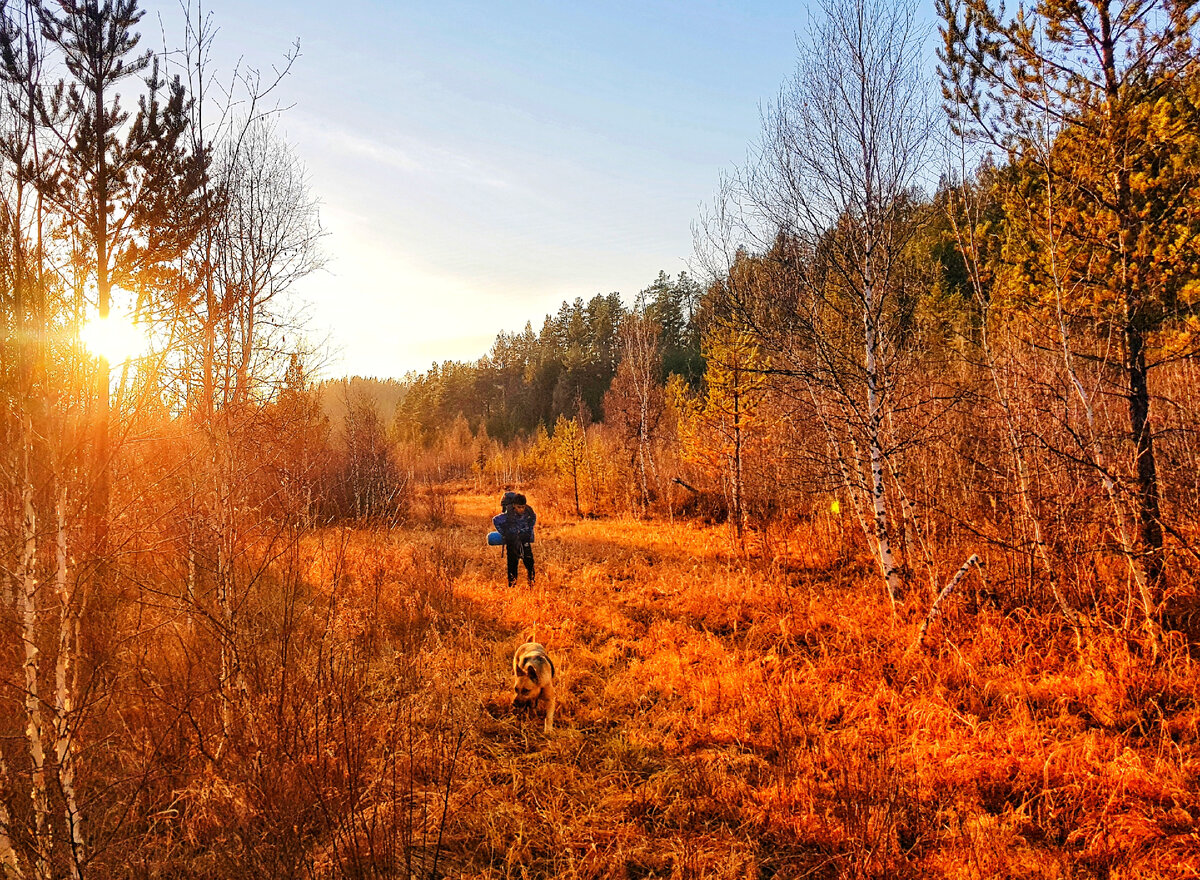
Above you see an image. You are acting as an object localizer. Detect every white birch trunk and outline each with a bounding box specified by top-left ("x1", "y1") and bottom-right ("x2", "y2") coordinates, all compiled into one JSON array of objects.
[
  {"x1": 634, "y1": 343, "x2": 651, "y2": 513},
  {"x1": 913, "y1": 554, "x2": 981, "y2": 650},
  {"x1": 216, "y1": 532, "x2": 232, "y2": 762},
  {"x1": 636, "y1": 398, "x2": 651, "y2": 514},
  {"x1": 53, "y1": 490, "x2": 85, "y2": 879},
  {"x1": 882, "y1": 442, "x2": 938, "y2": 596},
  {"x1": 864, "y1": 290, "x2": 900, "y2": 609},
  {"x1": 627, "y1": 319, "x2": 658, "y2": 515},
  {"x1": 19, "y1": 481, "x2": 50, "y2": 880},
  {"x1": 186, "y1": 526, "x2": 196, "y2": 627},
  {"x1": 584, "y1": 430, "x2": 599, "y2": 512},
  {"x1": 732, "y1": 384, "x2": 745, "y2": 541}
]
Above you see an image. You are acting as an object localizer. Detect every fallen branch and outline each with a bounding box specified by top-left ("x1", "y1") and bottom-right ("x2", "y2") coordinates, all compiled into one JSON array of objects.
[
  {"x1": 911, "y1": 554, "x2": 982, "y2": 652},
  {"x1": 671, "y1": 476, "x2": 700, "y2": 495}
]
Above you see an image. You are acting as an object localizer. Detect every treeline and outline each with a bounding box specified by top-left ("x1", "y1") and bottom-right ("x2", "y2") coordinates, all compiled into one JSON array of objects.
[{"x1": 392, "y1": 271, "x2": 704, "y2": 445}]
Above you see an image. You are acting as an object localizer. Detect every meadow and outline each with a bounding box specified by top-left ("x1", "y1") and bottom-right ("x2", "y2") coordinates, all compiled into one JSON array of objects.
[
  {"x1": 273, "y1": 488, "x2": 1200, "y2": 879},
  {"x1": 3, "y1": 0, "x2": 1200, "y2": 877}
]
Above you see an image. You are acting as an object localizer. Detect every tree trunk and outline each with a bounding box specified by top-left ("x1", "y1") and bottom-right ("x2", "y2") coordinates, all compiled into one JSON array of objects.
[
  {"x1": 20, "y1": 474, "x2": 50, "y2": 880},
  {"x1": 1098, "y1": 0, "x2": 1163, "y2": 599},
  {"x1": 53, "y1": 489, "x2": 84, "y2": 879},
  {"x1": 572, "y1": 460, "x2": 581, "y2": 518},
  {"x1": 94, "y1": 78, "x2": 112, "y2": 559},
  {"x1": 1127, "y1": 326, "x2": 1163, "y2": 586},
  {"x1": 732, "y1": 384, "x2": 744, "y2": 540},
  {"x1": 864, "y1": 290, "x2": 899, "y2": 608}
]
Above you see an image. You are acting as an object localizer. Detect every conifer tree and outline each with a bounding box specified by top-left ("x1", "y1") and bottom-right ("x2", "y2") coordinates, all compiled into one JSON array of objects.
[
  {"x1": 683, "y1": 322, "x2": 767, "y2": 540},
  {"x1": 940, "y1": 0, "x2": 1200, "y2": 592},
  {"x1": 37, "y1": 0, "x2": 206, "y2": 525},
  {"x1": 553, "y1": 414, "x2": 587, "y2": 517}
]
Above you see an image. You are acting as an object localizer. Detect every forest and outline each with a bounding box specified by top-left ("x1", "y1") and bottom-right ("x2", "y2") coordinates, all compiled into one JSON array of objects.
[{"x1": 1, "y1": 0, "x2": 1199, "y2": 877}]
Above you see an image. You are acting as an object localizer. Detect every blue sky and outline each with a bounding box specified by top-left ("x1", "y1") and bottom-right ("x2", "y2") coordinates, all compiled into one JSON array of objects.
[{"x1": 149, "y1": 1, "x2": 813, "y2": 378}]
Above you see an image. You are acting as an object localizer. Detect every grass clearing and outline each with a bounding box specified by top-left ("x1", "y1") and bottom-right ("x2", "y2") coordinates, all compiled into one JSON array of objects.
[{"x1": 287, "y1": 489, "x2": 1200, "y2": 878}]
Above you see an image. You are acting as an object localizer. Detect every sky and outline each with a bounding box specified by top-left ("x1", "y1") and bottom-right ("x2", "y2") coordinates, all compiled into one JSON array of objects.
[{"x1": 147, "y1": 1, "x2": 813, "y2": 379}]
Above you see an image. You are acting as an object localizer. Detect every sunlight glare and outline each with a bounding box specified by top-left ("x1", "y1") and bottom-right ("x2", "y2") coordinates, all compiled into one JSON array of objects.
[{"x1": 79, "y1": 312, "x2": 149, "y2": 366}]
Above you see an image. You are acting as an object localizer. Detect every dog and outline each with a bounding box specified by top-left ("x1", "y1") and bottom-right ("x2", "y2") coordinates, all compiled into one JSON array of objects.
[{"x1": 512, "y1": 642, "x2": 556, "y2": 732}]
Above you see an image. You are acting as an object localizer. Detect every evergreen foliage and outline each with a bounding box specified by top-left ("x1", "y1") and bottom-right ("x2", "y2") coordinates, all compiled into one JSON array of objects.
[{"x1": 390, "y1": 274, "x2": 704, "y2": 444}]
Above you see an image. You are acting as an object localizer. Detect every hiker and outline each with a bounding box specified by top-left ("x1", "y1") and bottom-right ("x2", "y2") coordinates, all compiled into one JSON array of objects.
[{"x1": 493, "y1": 492, "x2": 536, "y2": 587}]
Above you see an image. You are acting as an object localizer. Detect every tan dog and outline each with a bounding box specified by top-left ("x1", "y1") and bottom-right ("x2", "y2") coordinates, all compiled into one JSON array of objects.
[{"x1": 512, "y1": 642, "x2": 556, "y2": 732}]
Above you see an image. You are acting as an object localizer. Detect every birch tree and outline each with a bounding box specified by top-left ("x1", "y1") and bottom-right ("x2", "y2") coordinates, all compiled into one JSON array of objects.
[
  {"x1": 0, "y1": 6, "x2": 90, "y2": 876},
  {"x1": 603, "y1": 311, "x2": 664, "y2": 515},
  {"x1": 702, "y1": 0, "x2": 937, "y2": 605}
]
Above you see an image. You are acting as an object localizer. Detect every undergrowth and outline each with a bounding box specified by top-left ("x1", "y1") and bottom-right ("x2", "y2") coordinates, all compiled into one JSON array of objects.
[{"x1": 269, "y1": 489, "x2": 1200, "y2": 878}]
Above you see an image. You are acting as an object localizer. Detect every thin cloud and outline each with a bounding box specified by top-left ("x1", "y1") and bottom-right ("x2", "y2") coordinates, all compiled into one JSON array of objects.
[{"x1": 290, "y1": 113, "x2": 521, "y2": 194}]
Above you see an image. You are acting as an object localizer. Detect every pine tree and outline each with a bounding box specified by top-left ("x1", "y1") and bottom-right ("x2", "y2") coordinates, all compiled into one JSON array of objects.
[
  {"x1": 685, "y1": 322, "x2": 768, "y2": 540},
  {"x1": 940, "y1": 0, "x2": 1200, "y2": 592},
  {"x1": 553, "y1": 414, "x2": 587, "y2": 517},
  {"x1": 37, "y1": 0, "x2": 206, "y2": 526}
]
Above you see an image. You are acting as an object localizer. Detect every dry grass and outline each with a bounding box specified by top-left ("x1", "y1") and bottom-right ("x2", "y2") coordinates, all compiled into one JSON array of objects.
[{"x1": 299, "y1": 487, "x2": 1200, "y2": 879}]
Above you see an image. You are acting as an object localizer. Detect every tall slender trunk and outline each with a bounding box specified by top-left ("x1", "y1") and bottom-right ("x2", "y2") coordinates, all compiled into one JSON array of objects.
[
  {"x1": 20, "y1": 466, "x2": 50, "y2": 880},
  {"x1": 215, "y1": 527, "x2": 233, "y2": 762},
  {"x1": 731, "y1": 383, "x2": 745, "y2": 540},
  {"x1": 1097, "y1": 0, "x2": 1163, "y2": 591},
  {"x1": 632, "y1": 328, "x2": 656, "y2": 514},
  {"x1": 636, "y1": 387, "x2": 651, "y2": 513},
  {"x1": 584, "y1": 430, "x2": 600, "y2": 512},
  {"x1": 94, "y1": 78, "x2": 112, "y2": 554},
  {"x1": 881, "y1": 440, "x2": 937, "y2": 595},
  {"x1": 235, "y1": 290, "x2": 257, "y2": 405},
  {"x1": 1127, "y1": 331, "x2": 1162, "y2": 583},
  {"x1": 571, "y1": 459, "x2": 581, "y2": 518},
  {"x1": 0, "y1": 747, "x2": 20, "y2": 877},
  {"x1": 53, "y1": 489, "x2": 84, "y2": 879},
  {"x1": 864, "y1": 284, "x2": 899, "y2": 608}
]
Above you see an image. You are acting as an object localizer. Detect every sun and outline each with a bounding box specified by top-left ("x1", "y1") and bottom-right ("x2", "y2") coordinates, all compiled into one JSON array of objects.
[{"x1": 79, "y1": 312, "x2": 150, "y2": 366}]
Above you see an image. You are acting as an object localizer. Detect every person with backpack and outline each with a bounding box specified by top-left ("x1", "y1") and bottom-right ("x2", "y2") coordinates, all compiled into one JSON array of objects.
[{"x1": 493, "y1": 493, "x2": 536, "y2": 587}]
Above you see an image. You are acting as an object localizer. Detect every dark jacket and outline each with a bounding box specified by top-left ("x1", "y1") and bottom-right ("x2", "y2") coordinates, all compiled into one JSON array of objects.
[{"x1": 493, "y1": 507, "x2": 536, "y2": 543}]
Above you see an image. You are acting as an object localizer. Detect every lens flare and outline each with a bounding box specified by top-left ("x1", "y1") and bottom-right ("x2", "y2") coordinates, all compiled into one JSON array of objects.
[{"x1": 79, "y1": 312, "x2": 149, "y2": 366}]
